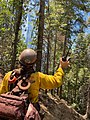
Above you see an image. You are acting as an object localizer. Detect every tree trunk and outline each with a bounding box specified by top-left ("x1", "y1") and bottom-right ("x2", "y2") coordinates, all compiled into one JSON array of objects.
[
  {"x1": 45, "y1": 0, "x2": 50, "y2": 94},
  {"x1": 36, "y1": 0, "x2": 45, "y2": 72},
  {"x1": 51, "y1": 31, "x2": 57, "y2": 95},
  {"x1": 59, "y1": 35, "x2": 67, "y2": 99},
  {"x1": 11, "y1": 0, "x2": 23, "y2": 70},
  {"x1": 46, "y1": 0, "x2": 50, "y2": 76},
  {"x1": 85, "y1": 85, "x2": 90, "y2": 120}
]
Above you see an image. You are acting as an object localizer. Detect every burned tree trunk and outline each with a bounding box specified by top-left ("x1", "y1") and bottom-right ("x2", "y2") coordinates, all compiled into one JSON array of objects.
[
  {"x1": 36, "y1": 0, "x2": 45, "y2": 72},
  {"x1": 11, "y1": 0, "x2": 23, "y2": 70}
]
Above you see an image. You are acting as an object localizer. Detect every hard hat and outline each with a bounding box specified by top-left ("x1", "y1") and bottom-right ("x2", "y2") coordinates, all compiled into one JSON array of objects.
[{"x1": 19, "y1": 49, "x2": 37, "y2": 66}]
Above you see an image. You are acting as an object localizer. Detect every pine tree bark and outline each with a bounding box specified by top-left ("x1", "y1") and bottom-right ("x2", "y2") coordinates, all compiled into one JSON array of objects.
[
  {"x1": 11, "y1": 0, "x2": 23, "y2": 70},
  {"x1": 36, "y1": 0, "x2": 45, "y2": 71},
  {"x1": 85, "y1": 85, "x2": 90, "y2": 120}
]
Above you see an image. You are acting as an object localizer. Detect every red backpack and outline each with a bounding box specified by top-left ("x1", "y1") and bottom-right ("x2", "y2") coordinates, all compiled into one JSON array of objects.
[{"x1": 0, "y1": 69, "x2": 41, "y2": 120}]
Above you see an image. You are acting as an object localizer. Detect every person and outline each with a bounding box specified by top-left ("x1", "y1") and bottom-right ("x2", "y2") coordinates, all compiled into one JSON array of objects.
[{"x1": 0, "y1": 48, "x2": 70, "y2": 119}]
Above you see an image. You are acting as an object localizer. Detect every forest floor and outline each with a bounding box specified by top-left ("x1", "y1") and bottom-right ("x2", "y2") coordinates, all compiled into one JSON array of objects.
[{"x1": 39, "y1": 91, "x2": 86, "y2": 120}]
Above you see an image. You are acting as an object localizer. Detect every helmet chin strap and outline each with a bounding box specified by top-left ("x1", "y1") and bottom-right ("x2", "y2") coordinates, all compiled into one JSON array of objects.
[{"x1": 19, "y1": 60, "x2": 36, "y2": 68}]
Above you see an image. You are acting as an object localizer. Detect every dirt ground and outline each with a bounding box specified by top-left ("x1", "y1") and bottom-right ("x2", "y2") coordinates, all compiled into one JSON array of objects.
[{"x1": 39, "y1": 92, "x2": 85, "y2": 120}]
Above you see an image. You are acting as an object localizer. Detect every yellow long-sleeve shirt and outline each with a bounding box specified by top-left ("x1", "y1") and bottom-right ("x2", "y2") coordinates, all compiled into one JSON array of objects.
[{"x1": 0, "y1": 67, "x2": 64, "y2": 103}]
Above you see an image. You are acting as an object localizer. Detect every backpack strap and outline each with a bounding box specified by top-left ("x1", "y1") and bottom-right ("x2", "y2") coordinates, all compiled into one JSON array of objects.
[
  {"x1": 9, "y1": 68, "x2": 35, "y2": 92},
  {"x1": 8, "y1": 69, "x2": 21, "y2": 91}
]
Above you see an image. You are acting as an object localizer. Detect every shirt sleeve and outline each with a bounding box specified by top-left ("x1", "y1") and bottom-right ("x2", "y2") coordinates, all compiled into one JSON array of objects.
[
  {"x1": 0, "y1": 72, "x2": 11, "y2": 94},
  {"x1": 39, "y1": 67, "x2": 64, "y2": 89}
]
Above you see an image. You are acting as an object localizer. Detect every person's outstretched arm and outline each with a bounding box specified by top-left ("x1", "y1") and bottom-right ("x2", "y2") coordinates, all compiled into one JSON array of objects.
[{"x1": 39, "y1": 58, "x2": 70, "y2": 89}]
